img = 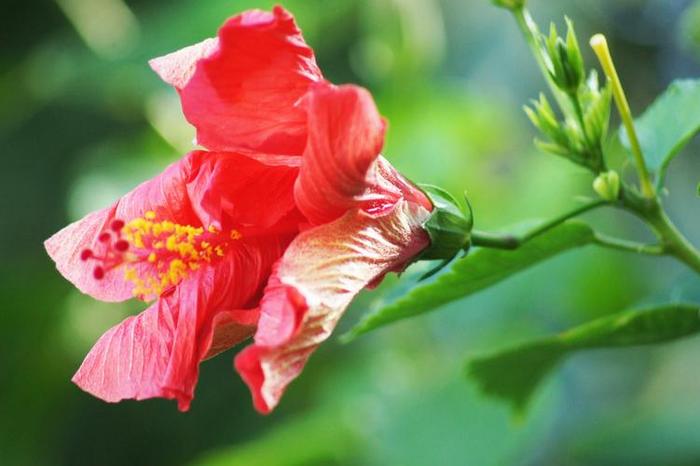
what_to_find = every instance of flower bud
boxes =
[545,20,584,94]
[593,171,620,201]
[420,185,473,261]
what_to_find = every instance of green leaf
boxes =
[621,79,700,187]
[467,303,700,414]
[346,221,595,339]
[189,412,357,466]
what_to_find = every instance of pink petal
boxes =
[73,236,288,411]
[150,6,323,154]
[294,83,387,225]
[235,199,431,413]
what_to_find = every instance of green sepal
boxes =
[418,185,473,261]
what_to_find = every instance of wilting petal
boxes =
[235,200,431,413]
[73,236,288,411]
[367,156,434,214]
[294,83,387,225]
[149,38,219,90]
[150,6,323,154]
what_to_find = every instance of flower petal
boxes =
[46,151,301,302]
[149,37,219,90]
[45,154,201,302]
[73,236,288,411]
[235,199,431,413]
[150,6,323,154]
[294,83,387,225]
[187,151,300,232]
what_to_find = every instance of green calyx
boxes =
[419,185,473,261]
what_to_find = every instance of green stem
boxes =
[590,34,654,198]
[470,230,520,250]
[620,187,700,274]
[569,92,586,134]
[645,207,700,274]
[592,232,664,255]
[472,199,607,249]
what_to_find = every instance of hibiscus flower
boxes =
[46,6,435,413]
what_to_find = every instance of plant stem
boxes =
[589,34,655,198]
[470,230,520,250]
[471,199,607,249]
[643,207,700,274]
[592,232,664,255]
[619,187,700,274]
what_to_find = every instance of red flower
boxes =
[46,6,432,413]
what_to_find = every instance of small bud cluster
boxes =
[524,18,611,173]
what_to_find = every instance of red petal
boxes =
[294,83,387,225]
[235,200,431,413]
[73,236,288,411]
[187,151,300,232]
[150,6,323,154]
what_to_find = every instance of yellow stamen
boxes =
[120,215,243,300]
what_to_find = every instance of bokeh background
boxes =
[2,0,700,464]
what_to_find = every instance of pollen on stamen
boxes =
[80,249,93,261]
[110,219,125,231]
[80,218,130,282]
[114,240,129,252]
[115,213,244,301]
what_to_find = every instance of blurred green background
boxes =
[2,0,700,464]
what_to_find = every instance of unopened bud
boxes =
[593,171,620,201]
[545,21,585,94]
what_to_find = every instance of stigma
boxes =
[81,211,242,300]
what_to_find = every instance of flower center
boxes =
[81,211,242,300]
